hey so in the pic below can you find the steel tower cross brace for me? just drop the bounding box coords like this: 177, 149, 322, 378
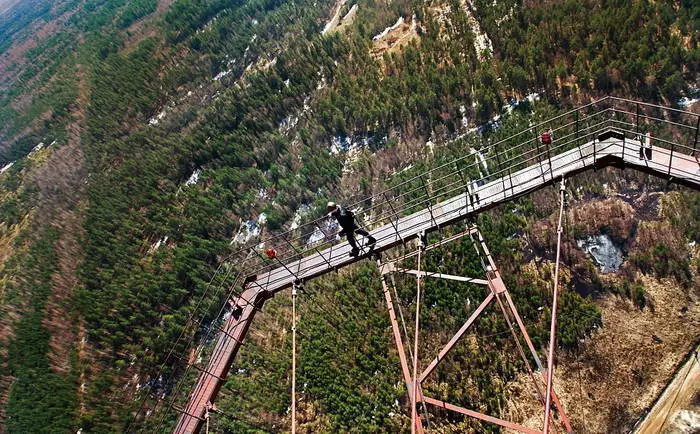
377, 226, 572, 433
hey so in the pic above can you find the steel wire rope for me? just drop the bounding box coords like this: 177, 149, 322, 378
199, 399, 266, 431
563, 182, 587, 433
162, 273, 277, 422
168, 243, 308, 422
382, 196, 414, 355
389, 266, 415, 369
230, 120, 619, 288
204, 101, 613, 269
291, 284, 298, 434
162, 289, 279, 434
384, 234, 431, 430
255, 140, 623, 291
543, 178, 567, 434
365, 129, 600, 237
377, 239, 428, 431
410, 236, 423, 434
154, 300, 252, 433
265, 269, 424, 430
278, 256, 401, 426
470, 222, 543, 406
415, 227, 465, 432
296, 285, 351, 331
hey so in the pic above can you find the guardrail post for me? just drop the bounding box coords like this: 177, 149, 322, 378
610, 98, 616, 130
546, 133, 553, 181
635, 102, 640, 135
533, 127, 546, 182
693, 116, 699, 158
668, 142, 675, 177
593, 136, 597, 168
454, 162, 476, 209
419, 174, 439, 229
383, 191, 404, 244
575, 110, 584, 160
533, 127, 542, 165
493, 141, 508, 200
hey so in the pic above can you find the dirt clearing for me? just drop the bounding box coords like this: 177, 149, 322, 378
504, 275, 700, 433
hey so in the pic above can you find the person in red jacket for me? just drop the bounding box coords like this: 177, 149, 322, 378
327, 201, 376, 257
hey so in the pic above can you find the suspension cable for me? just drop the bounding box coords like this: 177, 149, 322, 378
411, 232, 425, 434
291, 282, 298, 434
544, 178, 566, 434
127, 257, 243, 431
137, 264, 248, 432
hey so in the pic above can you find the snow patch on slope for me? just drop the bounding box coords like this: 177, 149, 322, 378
373, 17, 404, 40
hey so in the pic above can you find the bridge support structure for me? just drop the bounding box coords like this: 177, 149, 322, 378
377, 225, 572, 433
166, 97, 699, 434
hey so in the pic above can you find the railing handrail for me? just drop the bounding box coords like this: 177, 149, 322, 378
217, 97, 700, 284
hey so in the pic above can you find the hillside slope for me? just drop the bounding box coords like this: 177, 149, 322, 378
0, 0, 697, 432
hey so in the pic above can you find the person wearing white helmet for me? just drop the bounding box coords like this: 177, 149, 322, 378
326, 201, 376, 257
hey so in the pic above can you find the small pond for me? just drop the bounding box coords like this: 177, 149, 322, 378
576, 234, 623, 273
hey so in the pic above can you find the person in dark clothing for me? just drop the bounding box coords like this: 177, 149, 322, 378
327, 201, 376, 257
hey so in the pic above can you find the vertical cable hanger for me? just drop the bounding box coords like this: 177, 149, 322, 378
411, 231, 425, 434
291, 280, 301, 434
544, 177, 566, 434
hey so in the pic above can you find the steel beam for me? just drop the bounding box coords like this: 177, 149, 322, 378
173, 287, 268, 434
421, 396, 543, 434
393, 268, 488, 285
418, 292, 494, 382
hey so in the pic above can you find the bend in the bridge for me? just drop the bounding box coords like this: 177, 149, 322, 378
174, 113, 700, 433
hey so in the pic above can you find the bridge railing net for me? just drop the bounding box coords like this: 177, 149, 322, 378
223, 97, 697, 289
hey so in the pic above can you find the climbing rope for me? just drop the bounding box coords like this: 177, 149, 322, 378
544, 178, 567, 434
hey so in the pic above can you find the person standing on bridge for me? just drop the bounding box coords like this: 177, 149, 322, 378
327, 202, 376, 257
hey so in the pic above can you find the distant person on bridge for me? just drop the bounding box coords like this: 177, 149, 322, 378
327, 201, 376, 257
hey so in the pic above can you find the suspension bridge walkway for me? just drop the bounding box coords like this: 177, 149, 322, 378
167, 97, 699, 434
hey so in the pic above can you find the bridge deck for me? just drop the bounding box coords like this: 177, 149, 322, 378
248, 135, 699, 295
